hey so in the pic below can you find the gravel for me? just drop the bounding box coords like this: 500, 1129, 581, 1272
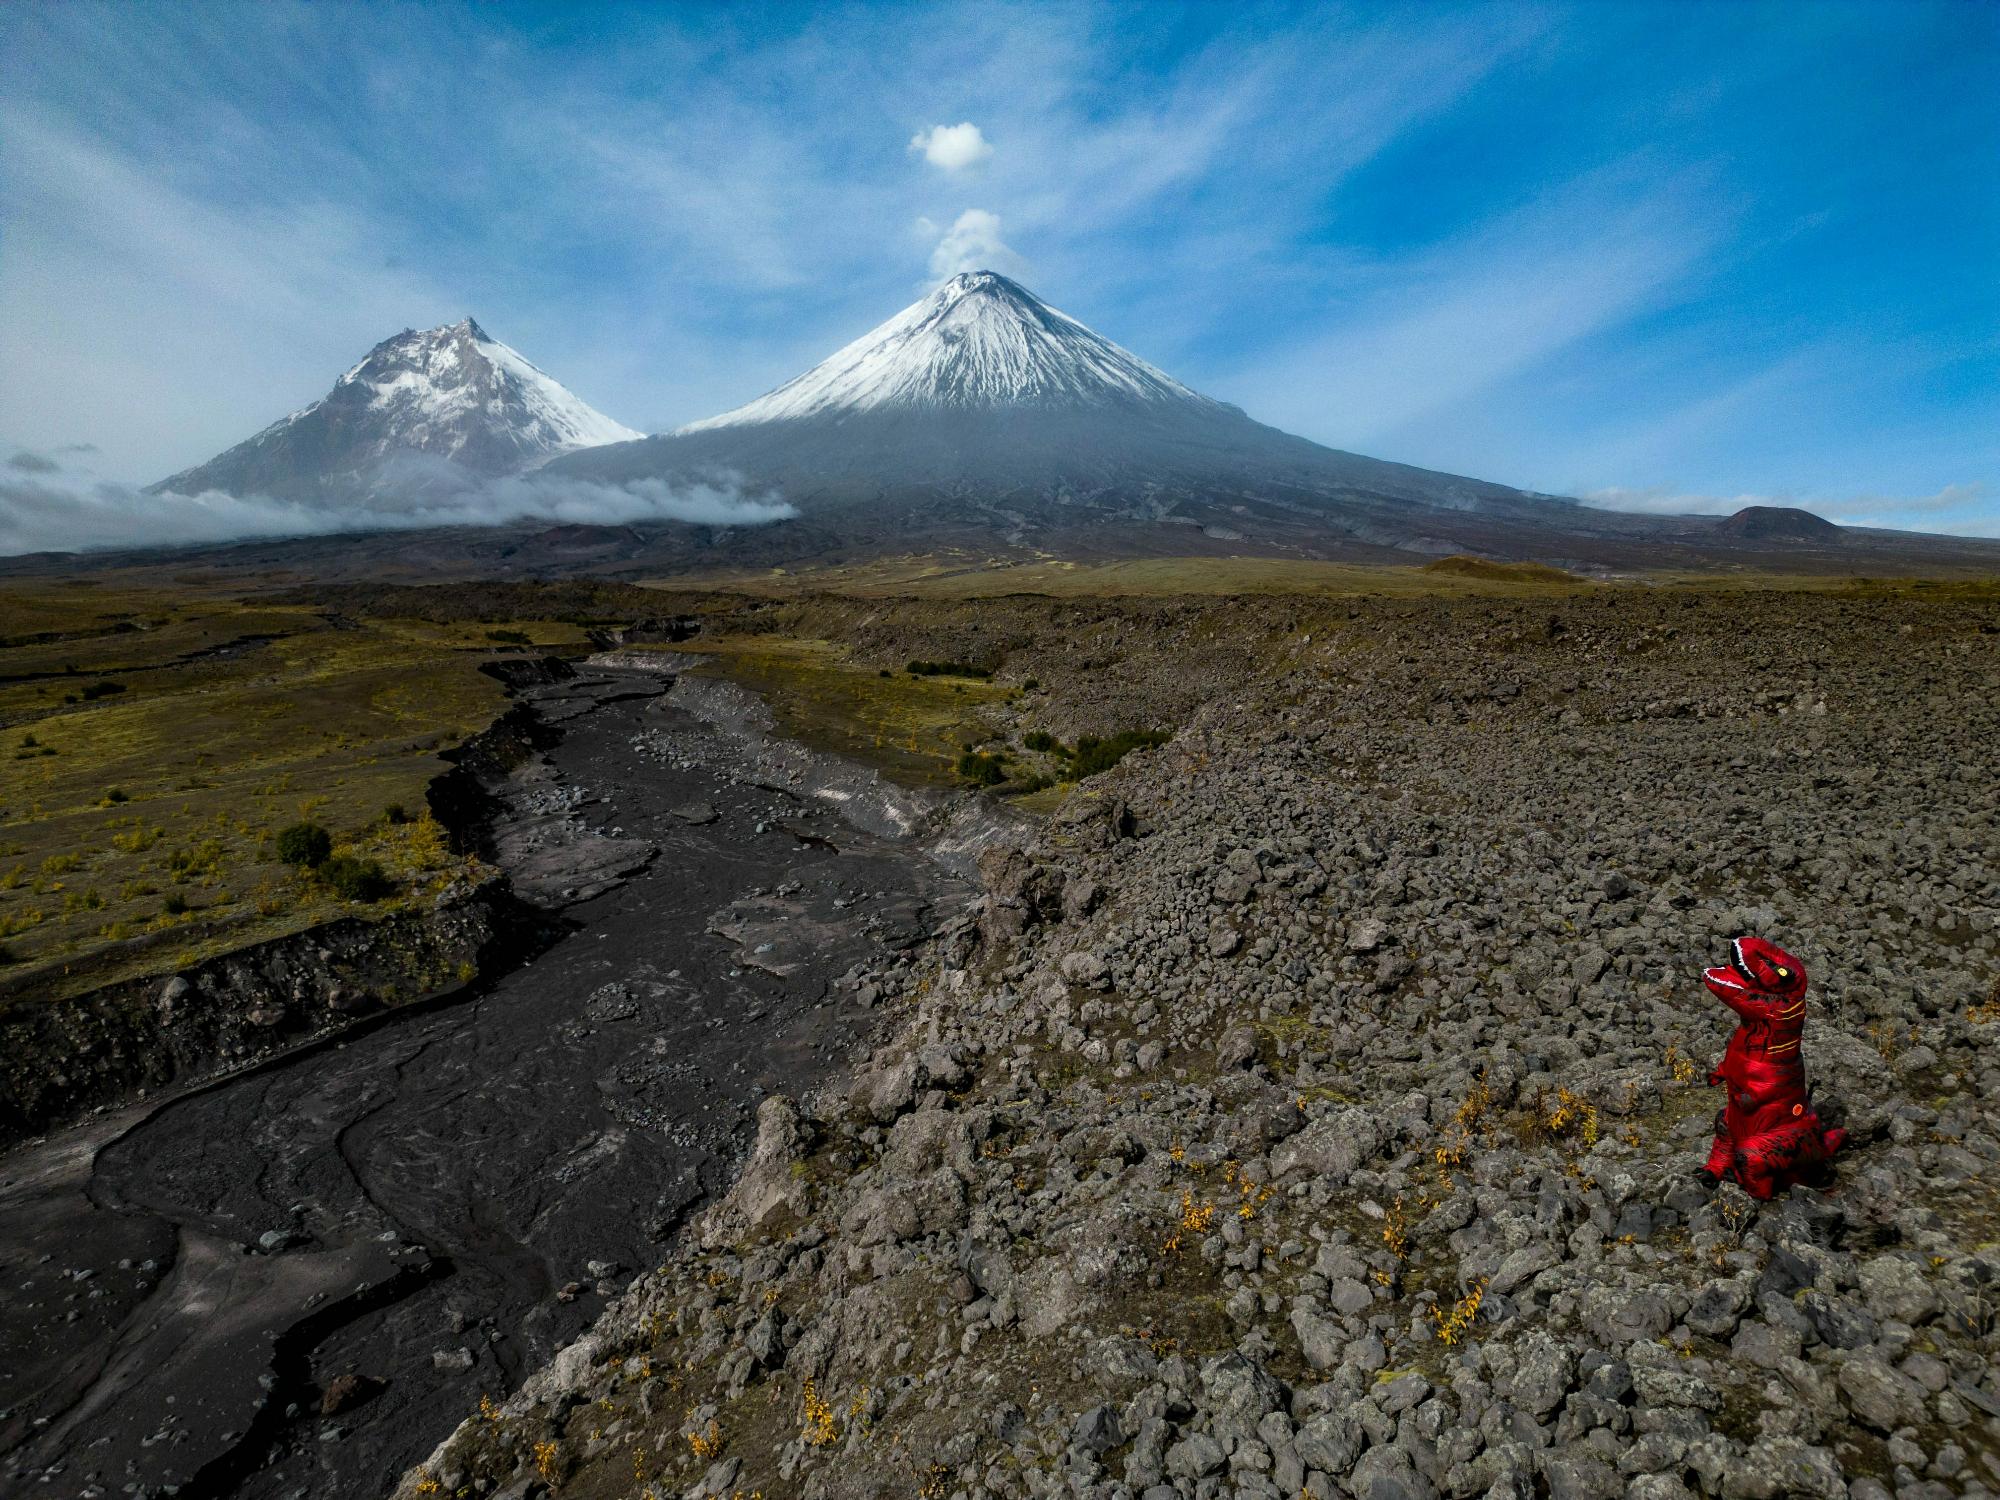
395, 589, 2000, 1500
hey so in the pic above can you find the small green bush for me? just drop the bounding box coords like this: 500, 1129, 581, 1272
956, 751, 1007, 787
165, 840, 224, 880
486, 628, 531, 645
79, 680, 126, 701
162, 891, 189, 916
321, 855, 392, 902
103, 787, 129, 804
1023, 730, 1060, 753
275, 821, 333, 869
383, 803, 411, 825
1070, 729, 1171, 779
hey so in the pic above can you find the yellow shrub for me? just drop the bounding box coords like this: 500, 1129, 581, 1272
801, 1380, 838, 1446
1430, 1280, 1486, 1345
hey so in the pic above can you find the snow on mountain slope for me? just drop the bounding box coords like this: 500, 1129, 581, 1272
153, 319, 640, 502
681, 271, 1226, 430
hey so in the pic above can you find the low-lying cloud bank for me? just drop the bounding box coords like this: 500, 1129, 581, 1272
0, 447, 797, 556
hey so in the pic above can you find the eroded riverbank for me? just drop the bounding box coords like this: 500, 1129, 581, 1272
0, 659, 1005, 1500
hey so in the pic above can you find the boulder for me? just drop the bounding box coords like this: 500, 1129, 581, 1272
694, 1095, 815, 1247
1856, 1253, 1937, 1326
1270, 1107, 1386, 1180
1836, 1355, 1926, 1431
1502, 1332, 1574, 1418
319, 1372, 378, 1414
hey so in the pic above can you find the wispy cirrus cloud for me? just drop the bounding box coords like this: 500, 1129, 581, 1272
0, 3, 1542, 484
0, 2, 1992, 536
1223, 164, 1734, 459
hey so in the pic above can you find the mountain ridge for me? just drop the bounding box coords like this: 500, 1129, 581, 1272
102, 274, 2000, 581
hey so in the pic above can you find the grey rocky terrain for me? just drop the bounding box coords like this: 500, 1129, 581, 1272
400, 588, 2000, 1500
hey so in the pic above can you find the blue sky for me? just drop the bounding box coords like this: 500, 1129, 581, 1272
2, 0, 1995, 533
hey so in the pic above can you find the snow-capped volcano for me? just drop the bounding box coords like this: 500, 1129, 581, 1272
550, 271, 1546, 531
153, 319, 640, 502
78, 274, 1991, 575
682, 271, 1224, 428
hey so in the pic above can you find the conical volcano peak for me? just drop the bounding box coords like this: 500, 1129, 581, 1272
361, 317, 488, 362
549, 267, 1574, 530
933, 270, 1035, 305
920, 270, 1082, 338
679, 273, 1221, 431
940, 269, 1010, 293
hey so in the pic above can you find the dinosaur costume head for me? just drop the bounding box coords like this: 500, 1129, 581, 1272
1702, 935, 1806, 1010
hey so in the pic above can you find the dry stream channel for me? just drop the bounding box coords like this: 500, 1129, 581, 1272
1, 658, 999, 1500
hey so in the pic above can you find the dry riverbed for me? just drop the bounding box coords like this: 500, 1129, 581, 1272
0, 657, 1007, 1500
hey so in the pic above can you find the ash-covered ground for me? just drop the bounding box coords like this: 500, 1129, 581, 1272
404, 588, 2000, 1500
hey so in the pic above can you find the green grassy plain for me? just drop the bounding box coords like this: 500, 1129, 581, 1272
645, 552, 2000, 601
0, 580, 582, 1003
664, 634, 1013, 787
644, 552, 1600, 599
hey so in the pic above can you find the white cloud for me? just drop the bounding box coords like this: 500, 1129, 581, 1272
927, 209, 1022, 279
909, 122, 992, 171
0, 448, 796, 556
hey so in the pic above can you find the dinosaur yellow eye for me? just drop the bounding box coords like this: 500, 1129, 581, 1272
1776, 966, 1789, 978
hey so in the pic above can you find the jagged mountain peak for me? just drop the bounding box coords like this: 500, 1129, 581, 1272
348, 316, 482, 362
679, 270, 1223, 431
154, 319, 641, 501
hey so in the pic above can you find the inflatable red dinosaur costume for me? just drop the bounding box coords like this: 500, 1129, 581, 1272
1699, 936, 1846, 1199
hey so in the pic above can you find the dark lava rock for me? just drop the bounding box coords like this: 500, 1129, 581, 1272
319, 1373, 379, 1415
1071, 1403, 1122, 1455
